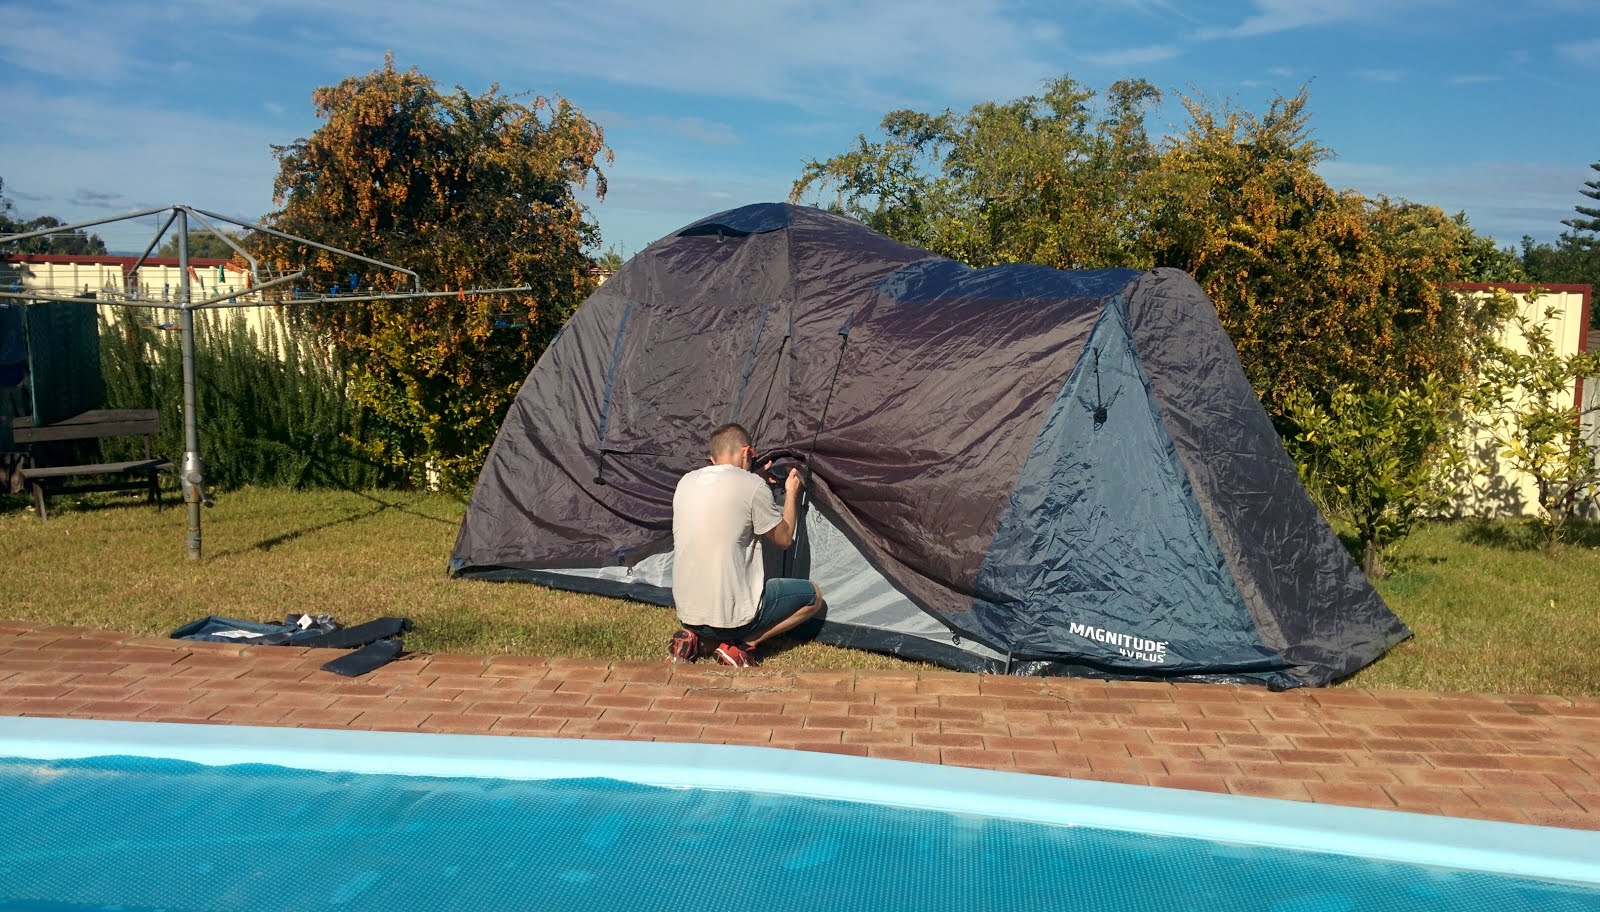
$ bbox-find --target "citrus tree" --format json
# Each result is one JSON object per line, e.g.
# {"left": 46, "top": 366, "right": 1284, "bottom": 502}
{"left": 1469, "top": 288, "right": 1600, "bottom": 550}
{"left": 1281, "top": 379, "right": 1464, "bottom": 576}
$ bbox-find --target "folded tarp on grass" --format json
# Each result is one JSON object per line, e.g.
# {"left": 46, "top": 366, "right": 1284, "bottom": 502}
{"left": 171, "top": 615, "right": 413, "bottom": 677}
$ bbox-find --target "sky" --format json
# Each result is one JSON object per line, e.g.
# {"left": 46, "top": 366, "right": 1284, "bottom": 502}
{"left": 1, "top": 0, "right": 1598, "bottom": 259}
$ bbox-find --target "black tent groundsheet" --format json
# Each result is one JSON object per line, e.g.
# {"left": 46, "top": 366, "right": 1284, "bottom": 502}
{"left": 450, "top": 203, "right": 1410, "bottom": 688}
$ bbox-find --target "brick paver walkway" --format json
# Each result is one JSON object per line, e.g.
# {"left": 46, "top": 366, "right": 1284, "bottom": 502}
{"left": 2, "top": 619, "right": 1597, "bottom": 830}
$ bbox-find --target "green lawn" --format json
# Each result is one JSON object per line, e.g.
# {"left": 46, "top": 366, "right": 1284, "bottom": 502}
{"left": 0, "top": 486, "right": 910, "bottom": 670}
{"left": 2, "top": 487, "right": 1596, "bottom": 695}
{"left": 1349, "top": 521, "right": 1600, "bottom": 695}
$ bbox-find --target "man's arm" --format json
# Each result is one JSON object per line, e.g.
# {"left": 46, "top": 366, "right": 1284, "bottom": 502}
{"left": 761, "top": 469, "right": 803, "bottom": 550}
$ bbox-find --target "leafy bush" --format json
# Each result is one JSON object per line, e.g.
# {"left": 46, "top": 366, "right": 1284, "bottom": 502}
{"left": 1281, "top": 379, "right": 1465, "bottom": 576}
{"left": 1467, "top": 288, "right": 1600, "bottom": 550}
{"left": 99, "top": 308, "right": 403, "bottom": 490}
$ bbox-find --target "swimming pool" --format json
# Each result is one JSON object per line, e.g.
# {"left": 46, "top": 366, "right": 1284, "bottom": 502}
{"left": 2, "top": 716, "right": 1597, "bottom": 911}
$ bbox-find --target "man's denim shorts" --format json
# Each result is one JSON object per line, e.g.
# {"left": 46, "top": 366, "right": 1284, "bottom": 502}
{"left": 689, "top": 578, "right": 817, "bottom": 642}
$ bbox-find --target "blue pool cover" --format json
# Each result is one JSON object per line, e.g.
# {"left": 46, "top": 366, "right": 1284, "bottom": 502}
{"left": 1, "top": 754, "right": 1597, "bottom": 912}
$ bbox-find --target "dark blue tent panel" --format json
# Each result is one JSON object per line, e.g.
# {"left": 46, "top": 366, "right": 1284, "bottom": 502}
{"left": 451, "top": 203, "right": 1410, "bottom": 687}
{"left": 972, "top": 297, "right": 1288, "bottom": 685}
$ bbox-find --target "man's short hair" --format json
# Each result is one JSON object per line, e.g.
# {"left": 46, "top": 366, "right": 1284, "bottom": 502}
{"left": 709, "top": 423, "right": 751, "bottom": 459}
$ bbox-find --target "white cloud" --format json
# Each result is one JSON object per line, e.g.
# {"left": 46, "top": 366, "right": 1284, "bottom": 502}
{"left": 1319, "top": 159, "right": 1586, "bottom": 244}
{"left": 0, "top": 4, "right": 134, "bottom": 83}
{"left": 596, "top": 171, "right": 792, "bottom": 215}
{"left": 1197, "top": 0, "right": 1442, "bottom": 40}
{"left": 645, "top": 116, "right": 740, "bottom": 146}
{"left": 216, "top": 0, "right": 1068, "bottom": 113}
{"left": 1352, "top": 68, "right": 1405, "bottom": 83}
{"left": 1082, "top": 43, "right": 1182, "bottom": 67}
{"left": 572, "top": 168, "right": 797, "bottom": 253}
{"left": 0, "top": 85, "right": 287, "bottom": 251}
{"left": 1558, "top": 37, "right": 1600, "bottom": 65}
{"left": 1447, "top": 74, "right": 1501, "bottom": 85}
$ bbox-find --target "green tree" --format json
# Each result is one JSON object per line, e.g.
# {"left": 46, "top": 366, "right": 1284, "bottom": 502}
{"left": 1468, "top": 288, "right": 1600, "bottom": 551}
{"left": 257, "top": 57, "right": 611, "bottom": 489}
{"left": 1143, "top": 94, "right": 1508, "bottom": 410}
{"left": 0, "top": 177, "right": 108, "bottom": 254}
{"left": 1521, "top": 234, "right": 1600, "bottom": 328}
{"left": 594, "top": 244, "right": 625, "bottom": 271}
{"left": 1281, "top": 378, "right": 1463, "bottom": 576}
{"left": 795, "top": 81, "right": 1505, "bottom": 417}
{"left": 792, "top": 76, "right": 1162, "bottom": 270}
{"left": 157, "top": 230, "right": 247, "bottom": 260}
{"left": 100, "top": 309, "right": 399, "bottom": 490}
{"left": 1562, "top": 160, "right": 1600, "bottom": 238}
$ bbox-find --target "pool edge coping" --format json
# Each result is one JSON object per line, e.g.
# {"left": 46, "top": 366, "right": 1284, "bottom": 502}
{"left": 2, "top": 715, "right": 1597, "bottom": 887}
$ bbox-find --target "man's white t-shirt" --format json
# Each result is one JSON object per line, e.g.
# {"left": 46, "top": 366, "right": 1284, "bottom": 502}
{"left": 672, "top": 464, "right": 783, "bottom": 629}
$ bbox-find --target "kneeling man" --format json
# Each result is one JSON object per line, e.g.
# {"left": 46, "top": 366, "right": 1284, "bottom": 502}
{"left": 668, "top": 423, "right": 822, "bottom": 666}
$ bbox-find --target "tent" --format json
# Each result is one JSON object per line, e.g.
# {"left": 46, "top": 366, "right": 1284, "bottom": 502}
{"left": 450, "top": 203, "right": 1409, "bottom": 688}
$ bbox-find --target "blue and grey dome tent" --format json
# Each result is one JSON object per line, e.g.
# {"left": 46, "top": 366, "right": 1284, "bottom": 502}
{"left": 450, "top": 203, "right": 1409, "bottom": 688}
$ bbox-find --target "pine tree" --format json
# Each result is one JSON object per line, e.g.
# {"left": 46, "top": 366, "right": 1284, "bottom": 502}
{"left": 1561, "top": 160, "right": 1600, "bottom": 240}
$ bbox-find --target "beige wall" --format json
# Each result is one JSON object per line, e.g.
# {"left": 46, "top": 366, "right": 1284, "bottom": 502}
{"left": 1447, "top": 284, "right": 1593, "bottom": 518}
{"left": 3, "top": 255, "right": 292, "bottom": 346}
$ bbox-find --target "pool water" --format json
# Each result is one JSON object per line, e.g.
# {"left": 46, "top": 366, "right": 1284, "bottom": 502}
{"left": 1, "top": 755, "right": 1595, "bottom": 912}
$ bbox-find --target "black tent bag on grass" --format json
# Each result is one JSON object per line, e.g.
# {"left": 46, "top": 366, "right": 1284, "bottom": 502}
{"left": 450, "top": 203, "right": 1410, "bottom": 688}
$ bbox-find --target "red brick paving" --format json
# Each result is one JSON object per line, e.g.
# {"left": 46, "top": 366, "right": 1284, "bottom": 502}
{"left": 2, "top": 619, "right": 1599, "bottom": 830}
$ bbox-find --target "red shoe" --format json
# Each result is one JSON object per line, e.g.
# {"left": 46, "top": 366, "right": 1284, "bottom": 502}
{"left": 668, "top": 628, "right": 701, "bottom": 664}
{"left": 713, "top": 640, "right": 757, "bottom": 667}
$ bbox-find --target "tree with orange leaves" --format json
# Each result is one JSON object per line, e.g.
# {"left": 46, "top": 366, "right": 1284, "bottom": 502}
{"left": 260, "top": 56, "right": 611, "bottom": 489}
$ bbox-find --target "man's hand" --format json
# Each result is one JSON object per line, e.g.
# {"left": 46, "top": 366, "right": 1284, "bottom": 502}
{"left": 763, "top": 467, "right": 805, "bottom": 551}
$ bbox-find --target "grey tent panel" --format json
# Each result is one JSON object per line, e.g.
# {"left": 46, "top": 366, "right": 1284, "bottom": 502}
{"left": 534, "top": 505, "right": 1009, "bottom": 671}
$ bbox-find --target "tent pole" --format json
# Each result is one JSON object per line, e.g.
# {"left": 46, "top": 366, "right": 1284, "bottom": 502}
{"left": 789, "top": 328, "right": 852, "bottom": 577}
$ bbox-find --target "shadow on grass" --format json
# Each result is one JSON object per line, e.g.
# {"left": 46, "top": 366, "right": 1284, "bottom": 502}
{"left": 0, "top": 488, "right": 174, "bottom": 520}
{"left": 1377, "top": 549, "right": 1446, "bottom": 579}
{"left": 750, "top": 614, "right": 831, "bottom": 664}
{"left": 208, "top": 502, "right": 396, "bottom": 557}
{"left": 211, "top": 464, "right": 463, "bottom": 556}
{"left": 1559, "top": 520, "right": 1600, "bottom": 548}
{"left": 1461, "top": 519, "right": 1539, "bottom": 551}
{"left": 308, "top": 461, "right": 461, "bottom": 527}
{"left": 329, "top": 486, "right": 459, "bottom": 526}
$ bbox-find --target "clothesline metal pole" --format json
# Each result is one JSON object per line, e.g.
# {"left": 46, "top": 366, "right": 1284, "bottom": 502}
{"left": 3, "top": 203, "right": 533, "bottom": 563}
{"left": 175, "top": 210, "right": 205, "bottom": 560}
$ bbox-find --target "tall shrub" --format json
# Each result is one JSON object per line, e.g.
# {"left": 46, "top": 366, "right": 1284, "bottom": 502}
{"left": 259, "top": 57, "right": 609, "bottom": 490}
{"left": 99, "top": 308, "right": 400, "bottom": 490}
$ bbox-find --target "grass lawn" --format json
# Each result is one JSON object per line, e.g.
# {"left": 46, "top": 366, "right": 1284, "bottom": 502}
{"left": 0, "top": 486, "right": 912, "bottom": 671}
{"left": 2, "top": 486, "right": 1596, "bottom": 695}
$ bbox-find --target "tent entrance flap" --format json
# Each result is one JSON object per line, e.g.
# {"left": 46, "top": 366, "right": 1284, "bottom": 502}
{"left": 971, "top": 298, "right": 1283, "bottom": 676}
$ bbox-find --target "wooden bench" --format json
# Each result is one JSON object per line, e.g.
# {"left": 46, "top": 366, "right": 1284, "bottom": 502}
{"left": 11, "top": 409, "right": 174, "bottom": 520}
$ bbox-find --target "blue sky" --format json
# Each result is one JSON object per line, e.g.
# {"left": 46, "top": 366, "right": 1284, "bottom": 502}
{"left": 1, "top": 0, "right": 1597, "bottom": 258}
